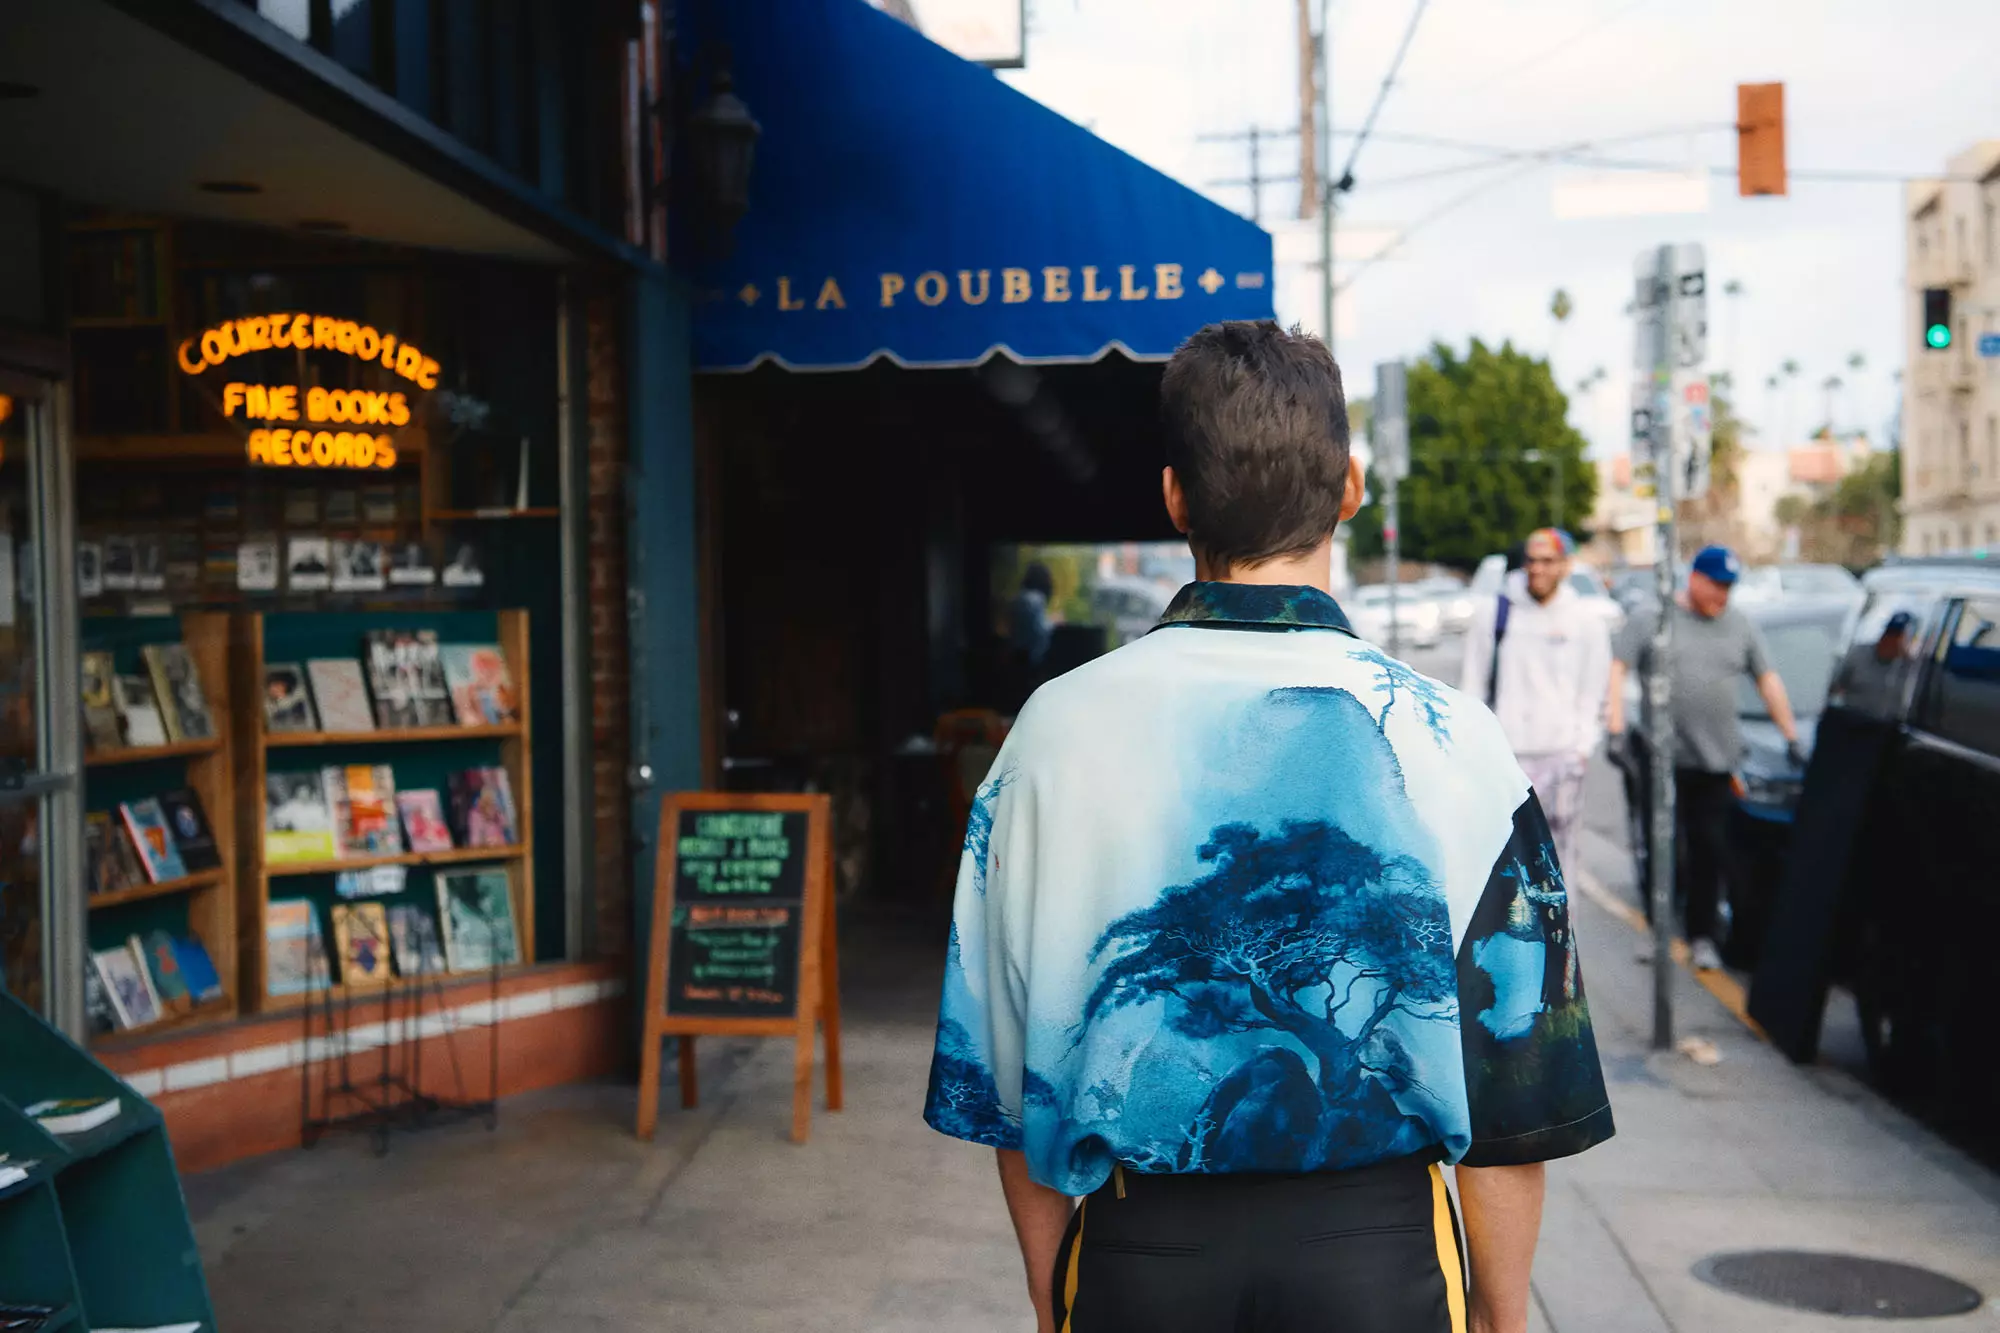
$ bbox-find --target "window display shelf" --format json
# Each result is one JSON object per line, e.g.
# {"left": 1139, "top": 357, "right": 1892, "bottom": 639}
{"left": 263, "top": 843, "right": 526, "bottom": 879}
{"left": 263, "top": 722, "right": 521, "bottom": 747}
{"left": 86, "top": 869, "right": 225, "bottom": 911}
{"left": 85, "top": 739, "right": 224, "bottom": 767}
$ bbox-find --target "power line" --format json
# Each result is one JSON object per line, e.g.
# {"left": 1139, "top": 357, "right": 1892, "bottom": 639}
{"left": 1457, "top": 0, "right": 1653, "bottom": 96}
{"left": 1334, "top": 0, "right": 1432, "bottom": 191}
{"left": 1336, "top": 154, "right": 1560, "bottom": 294}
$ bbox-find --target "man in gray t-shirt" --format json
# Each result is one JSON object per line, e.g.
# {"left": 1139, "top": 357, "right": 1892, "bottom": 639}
{"left": 1605, "top": 545, "right": 1801, "bottom": 970}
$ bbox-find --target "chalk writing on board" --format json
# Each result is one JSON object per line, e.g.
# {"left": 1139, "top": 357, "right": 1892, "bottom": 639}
{"left": 675, "top": 811, "right": 805, "bottom": 899}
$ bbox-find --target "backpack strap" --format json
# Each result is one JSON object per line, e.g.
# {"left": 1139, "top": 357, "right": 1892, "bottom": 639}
{"left": 1487, "top": 594, "right": 1511, "bottom": 708}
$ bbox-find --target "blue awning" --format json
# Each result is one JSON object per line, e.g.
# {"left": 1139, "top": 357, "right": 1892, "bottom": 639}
{"left": 685, "top": 0, "right": 1275, "bottom": 373}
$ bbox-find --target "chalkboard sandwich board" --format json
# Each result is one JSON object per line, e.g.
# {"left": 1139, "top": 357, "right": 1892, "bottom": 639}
{"left": 638, "top": 793, "right": 843, "bottom": 1144}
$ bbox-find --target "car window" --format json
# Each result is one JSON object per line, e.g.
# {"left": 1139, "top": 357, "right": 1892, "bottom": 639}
{"left": 1739, "top": 622, "right": 1841, "bottom": 718}
{"left": 1831, "top": 586, "right": 1944, "bottom": 719}
{"left": 1568, "top": 572, "right": 1602, "bottom": 597}
{"left": 1919, "top": 597, "right": 2000, "bottom": 756}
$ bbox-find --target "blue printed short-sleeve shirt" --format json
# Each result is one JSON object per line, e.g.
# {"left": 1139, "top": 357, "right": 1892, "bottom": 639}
{"left": 924, "top": 582, "right": 1614, "bottom": 1194}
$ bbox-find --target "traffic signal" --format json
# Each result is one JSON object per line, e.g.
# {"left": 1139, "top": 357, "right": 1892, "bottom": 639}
{"left": 1924, "top": 288, "right": 1953, "bottom": 351}
{"left": 1737, "top": 83, "right": 1786, "bottom": 197}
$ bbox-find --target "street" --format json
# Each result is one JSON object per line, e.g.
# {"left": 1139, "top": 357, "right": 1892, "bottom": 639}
{"left": 184, "top": 629, "right": 2000, "bottom": 1333}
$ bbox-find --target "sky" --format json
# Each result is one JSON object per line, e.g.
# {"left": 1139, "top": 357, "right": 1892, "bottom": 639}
{"left": 990, "top": 0, "right": 2000, "bottom": 464}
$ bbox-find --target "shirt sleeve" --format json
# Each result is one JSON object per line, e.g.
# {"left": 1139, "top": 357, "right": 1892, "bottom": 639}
{"left": 1576, "top": 617, "right": 1613, "bottom": 757}
{"left": 1459, "top": 598, "right": 1496, "bottom": 710}
{"left": 1743, "top": 614, "right": 1774, "bottom": 679}
{"left": 924, "top": 756, "right": 1031, "bottom": 1149}
{"left": 1455, "top": 791, "right": 1615, "bottom": 1166}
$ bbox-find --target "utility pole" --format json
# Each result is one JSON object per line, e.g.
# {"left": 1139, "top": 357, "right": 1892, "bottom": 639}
{"left": 1202, "top": 125, "right": 1300, "bottom": 227}
{"left": 1296, "top": 0, "right": 1318, "bottom": 220}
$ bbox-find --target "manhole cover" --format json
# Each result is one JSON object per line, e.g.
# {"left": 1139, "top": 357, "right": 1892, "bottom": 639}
{"left": 1693, "top": 1250, "right": 1984, "bottom": 1319}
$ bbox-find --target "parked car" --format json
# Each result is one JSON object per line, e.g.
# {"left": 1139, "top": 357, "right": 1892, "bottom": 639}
{"left": 1089, "top": 576, "right": 1174, "bottom": 647}
{"left": 1348, "top": 584, "right": 1443, "bottom": 649}
{"left": 1412, "top": 576, "right": 1475, "bottom": 634}
{"left": 1734, "top": 562, "right": 1864, "bottom": 610}
{"left": 1466, "top": 552, "right": 1625, "bottom": 634}
{"left": 1779, "top": 558, "right": 2000, "bottom": 1128}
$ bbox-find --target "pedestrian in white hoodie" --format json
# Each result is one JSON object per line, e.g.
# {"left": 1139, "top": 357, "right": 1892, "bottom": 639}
{"left": 1458, "top": 528, "right": 1612, "bottom": 873}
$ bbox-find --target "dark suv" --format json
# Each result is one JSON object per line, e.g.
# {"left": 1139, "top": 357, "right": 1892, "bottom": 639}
{"left": 1754, "top": 558, "right": 2000, "bottom": 1133}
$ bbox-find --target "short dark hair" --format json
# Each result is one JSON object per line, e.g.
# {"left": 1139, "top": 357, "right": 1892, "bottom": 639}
{"left": 1160, "top": 320, "right": 1351, "bottom": 569}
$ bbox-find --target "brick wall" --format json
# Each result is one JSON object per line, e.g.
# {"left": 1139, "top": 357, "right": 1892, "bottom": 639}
{"left": 586, "top": 281, "right": 631, "bottom": 957}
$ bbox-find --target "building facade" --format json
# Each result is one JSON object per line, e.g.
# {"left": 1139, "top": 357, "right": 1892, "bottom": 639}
{"left": 1903, "top": 141, "right": 2000, "bottom": 555}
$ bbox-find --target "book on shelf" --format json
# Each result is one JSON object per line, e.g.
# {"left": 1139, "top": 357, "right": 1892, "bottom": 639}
{"left": 364, "top": 629, "right": 456, "bottom": 728}
{"left": 141, "top": 642, "right": 215, "bottom": 743}
{"left": 113, "top": 673, "right": 168, "bottom": 747}
{"left": 174, "top": 934, "right": 224, "bottom": 1004}
{"left": 450, "top": 767, "right": 518, "bottom": 848}
{"left": 329, "top": 763, "right": 402, "bottom": 855}
{"left": 91, "top": 944, "right": 160, "bottom": 1028}
{"left": 238, "top": 534, "right": 281, "bottom": 592}
{"left": 440, "top": 643, "right": 519, "bottom": 726}
{"left": 84, "top": 963, "right": 117, "bottom": 1034}
{"left": 360, "top": 484, "right": 399, "bottom": 524}
{"left": 396, "top": 789, "right": 454, "bottom": 852}
{"left": 134, "top": 930, "right": 190, "bottom": 1011}
{"left": 305, "top": 658, "right": 375, "bottom": 732}
{"left": 388, "top": 903, "right": 448, "bottom": 978}
{"left": 265, "top": 898, "right": 329, "bottom": 997}
{"left": 119, "top": 798, "right": 189, "bottom": 883}
{"left": 264, "top": 771, "right": 338, "bottom": 862}
{"left": 81, "top": 650, "right": 122, "bottom": 750}
{"left": 386, "top": 540, "right": 435, "bottom": 587}
{"left": 79, "top": 539, "right": 104, "bottom": 597}
{"left": 324, "top": 487, "right": 360, "bottom": 525}
{"left": 437, "top": 867, "right": 520, "bottom": 971}
{"left": 21, "top": 1097, "right": 122, "bottom": 1136}
{"left": 286, "top": 534, "right": 332, "bottom": 592}
{"left": 336, "top": 865, "right": 407, "bottom": 899}
{"left": 103, "top": 534, "right": 137, "bottom": 591}
{"left": 158, "top": 787, "right": 221, "bottom": 871}
{"left": 85, "top": 811, "right": 146, "bottom": 896}
{"left": 263, "top": 661, "right": 319, "bottom": 732}
{"left": 331, "top": 901, "right": 394, "bottom": 985}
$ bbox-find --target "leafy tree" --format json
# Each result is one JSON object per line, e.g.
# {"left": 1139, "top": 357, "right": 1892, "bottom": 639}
{"left": 1347, "top": 340, "right": 1596, "bottom": 568}
{"left": 1791, "top": 449, "right": 1903, "bottom": 566}
{"left": 1677, "top": 381, "right": 1748, "bottom": 552}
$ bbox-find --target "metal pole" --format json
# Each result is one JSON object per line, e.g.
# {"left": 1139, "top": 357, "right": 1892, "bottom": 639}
{"left": 1647, "top": 243, "right": 1679, "bottom": 1051}
{"left": 1318, "top": 7, "right": 1336, "bottom": 355}
{"left": 1385, "top": 475, "right": 1401, "bottom": 657}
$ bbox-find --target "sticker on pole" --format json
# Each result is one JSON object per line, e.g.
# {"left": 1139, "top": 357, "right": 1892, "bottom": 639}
{"left": 1672, "top": 372, "right": 1712, "bottom": 501}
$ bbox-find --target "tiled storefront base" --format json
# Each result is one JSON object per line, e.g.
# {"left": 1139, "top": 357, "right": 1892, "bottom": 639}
{"left": 93, "top": 961, "right": 630, "bottom": 1174}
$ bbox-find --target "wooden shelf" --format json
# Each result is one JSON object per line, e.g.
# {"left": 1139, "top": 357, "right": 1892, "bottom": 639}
{"left": 85, "top": 738, "right": 224, "bottom": 767}
{"left": 263, "top": 843, "right": 526, "bottom": 879}
{"left": 96, "top": 995, "right": 235, "bottom": 1044}
{"left": 264, "top": 722, "right": 521, "bottom": 747}
{"left": 87, "top": 867, "right": 226, "bottom": 910}
{"left": 429, "top": 507, "right": 559, "bottom": 521}
{"left": 258, "top": 961, "right": 531, "bottom": 1012}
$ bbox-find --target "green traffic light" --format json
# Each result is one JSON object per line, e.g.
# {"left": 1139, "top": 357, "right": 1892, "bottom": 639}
{"left": 1928, "top": 323, "right": 1952, "bottom": 349}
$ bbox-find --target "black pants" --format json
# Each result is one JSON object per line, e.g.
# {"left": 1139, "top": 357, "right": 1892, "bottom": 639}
{"left": 1622, "top": 734, "right": 1735, "bottom": 941}
{"left": 1050, "top": 1156, "right": 1466, "bottom": 1333}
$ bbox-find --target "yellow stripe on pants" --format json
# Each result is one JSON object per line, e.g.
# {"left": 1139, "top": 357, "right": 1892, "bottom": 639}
{"left": 1429, "top": 1164, "right": 1468, "bottom": 1333}
{"left": 1060, "top": 1198, "right": 1086, "bottom": 1333}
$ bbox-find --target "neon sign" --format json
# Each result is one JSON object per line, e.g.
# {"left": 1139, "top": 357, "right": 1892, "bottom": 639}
{"left": 176, "top": 315, "right": 437, "bottom": 470}
{"left": 177, "top": 315, "right": 439, "bottom": 387}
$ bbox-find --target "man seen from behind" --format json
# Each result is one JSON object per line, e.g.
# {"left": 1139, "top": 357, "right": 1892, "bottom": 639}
{"left": 925, "top": 322, "right": 1614, "bottom": 1333}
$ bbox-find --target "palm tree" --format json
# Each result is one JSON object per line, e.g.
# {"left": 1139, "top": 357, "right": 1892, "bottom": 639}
{"left": 1722, "top": 279, "right": 1745, "bottom": 383}
{"left": 1781, "top": 360, "right": 1802, "bottom": 445}
{"left": 1549, "top": 288, "right": 1574, "bottom": 378}
{"left": 1821, "top": 375, "right": 1844, "bottom": 438}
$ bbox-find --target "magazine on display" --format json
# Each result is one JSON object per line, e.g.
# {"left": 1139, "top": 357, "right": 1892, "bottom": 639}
{"left": 158, "top": 788, "right": 220, "bottom": 871}
{"left": 85, "top": 811, "right": 145, "bottom": 896}
{"left": 396, "top": 789, "right": 454, "bottom": 852}
{"left": 360, "top": 485, "right": 399, "bottom": 524}
{"left": 440, "top": 644, "right": 518, "bottom": 725}
{"left": 263, "top": 662, "right": 319, "bottom": 732}
{"left": 331, "top": 538, "right": 387, "bottom": 593}
{"left": 324, "top": 488, "right": 360, "bottom": 526}
{"left": 449, "top": 767, "right": 518, "bottom": 848}
{"left": 141, "top": 643, "right": 215, "bottom": 742}
{"left": 175, "top": 935, "right": 224, "bottom": 1003}
{"left": 81, "top": 651, "right": 122, "bottom": 751}
{"left": 388, "top": 904, "right": 448, "bottom": 978}
{"left": 440, "top": 542, "right": 485, "bottom": 589}
{"left": 286, "top": 535, "right": 332, "bottom": 592}
{"left": 365, "top": 630, "right": 454, "bottom": 728}
{"left": 331, "top": 763, "right": 402, "bottom": 855}
{"left": 133, "top": 534, "right": 165, "bottom": 592}
{"left": 264, "top": 771, "right": 337, "bottom": 862}
{"left": 238, "top": 535, "right": 281, "bottom": 592}
{"left": 102, "top": 534, "right": 137, "bottom": 591}
{"left": 133, "top": 931, "right": 190, "bottom": 1011}
{"left": 331, "top": 902, "right": 393, "bottom": 985}
{"left": 335, "top": 865, "right": 407, "bottom": 899}
{"left": 437, "top": 867, "right": 520, "bottom": 972}
{"left": 91, "top": 945, "right": 160, "bottom": 1029}
{"left": 77, "top": 540, "right": 103, "bottom": 598}
{"left": 113, "top": 674, "right": 167, "bottom": 747}
{"left": 265, "top": 898, "right": 329, "bottom": 998}
{"left": 306, "top": 658, "right": 374, "bottom": 732}
{"left": 119, "top": 798, "right": 189, "bottom": 883}
{"left": 386, "top": 540, "right": 437, "bottom": 587}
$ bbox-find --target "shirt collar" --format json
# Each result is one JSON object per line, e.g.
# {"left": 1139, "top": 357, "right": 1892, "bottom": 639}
{"left": 1155, "top": 581, "right": 1357, "bottom": 636}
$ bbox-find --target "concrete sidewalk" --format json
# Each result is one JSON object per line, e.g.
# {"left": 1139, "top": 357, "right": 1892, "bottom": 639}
{"left": 190, "top": 773, "right": 2000, "bottom": 1331}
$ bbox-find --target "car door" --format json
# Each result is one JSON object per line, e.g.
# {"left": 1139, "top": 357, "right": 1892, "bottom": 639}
{"left": 1865, "top": 592, "right": 2000, "bottom": 1123}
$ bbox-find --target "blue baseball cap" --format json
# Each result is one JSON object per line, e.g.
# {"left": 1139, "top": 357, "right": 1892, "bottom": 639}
{"left": 1691, "top": 545, "right": 1742, "bottom": 586}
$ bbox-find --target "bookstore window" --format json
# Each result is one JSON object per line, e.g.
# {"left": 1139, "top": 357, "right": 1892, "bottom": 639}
{"left": 70, "top": 218, "right": 575, "bottom": 1043}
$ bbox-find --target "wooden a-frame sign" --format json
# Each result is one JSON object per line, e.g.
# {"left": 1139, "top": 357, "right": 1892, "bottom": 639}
{"left": 637, "top": 791, "right": 844, "bottom": 1144}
